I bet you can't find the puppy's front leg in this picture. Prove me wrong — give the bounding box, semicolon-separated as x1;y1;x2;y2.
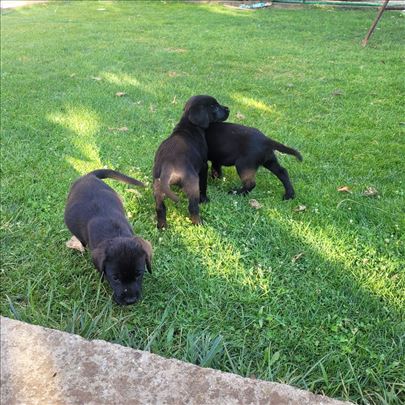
199;163;209;203
211;163;222;179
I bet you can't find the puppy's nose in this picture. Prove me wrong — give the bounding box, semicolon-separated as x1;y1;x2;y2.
124;296;139;305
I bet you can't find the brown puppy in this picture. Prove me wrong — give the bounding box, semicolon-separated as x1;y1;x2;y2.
205;123;302;199
153;95;229;229
64;169;152;305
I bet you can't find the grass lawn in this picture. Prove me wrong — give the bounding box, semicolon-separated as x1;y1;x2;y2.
1;1;404;403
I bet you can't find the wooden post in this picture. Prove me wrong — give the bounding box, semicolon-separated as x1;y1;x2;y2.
361;0;390;47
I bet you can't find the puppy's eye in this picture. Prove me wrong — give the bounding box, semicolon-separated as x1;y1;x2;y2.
112;275;119;282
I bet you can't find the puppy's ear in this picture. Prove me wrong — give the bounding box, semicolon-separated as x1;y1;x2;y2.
91;247;106;273
188;105;209;128
138;238;153;274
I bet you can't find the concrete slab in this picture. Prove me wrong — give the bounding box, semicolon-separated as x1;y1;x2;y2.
1;317;352;405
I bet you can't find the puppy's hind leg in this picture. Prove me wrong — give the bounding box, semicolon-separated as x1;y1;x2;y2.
263;157;295;200
184;176;202;225
153;180;167;229
230;159;257;196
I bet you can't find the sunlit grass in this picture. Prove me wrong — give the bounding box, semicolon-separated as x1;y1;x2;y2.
267;209;404;309
100;71;141;87
48;106;102;173
232;94;279;115
49;107;100;138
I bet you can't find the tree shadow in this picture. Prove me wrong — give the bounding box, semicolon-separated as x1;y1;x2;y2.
148;195;403;403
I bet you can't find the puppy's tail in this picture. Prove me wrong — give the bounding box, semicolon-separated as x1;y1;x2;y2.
268;140;303;161
89;169;145;187
154;177;179;203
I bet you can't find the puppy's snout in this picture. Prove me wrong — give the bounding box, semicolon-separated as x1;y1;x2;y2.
115;293;140;305
124;296;139;305
124;287;142;305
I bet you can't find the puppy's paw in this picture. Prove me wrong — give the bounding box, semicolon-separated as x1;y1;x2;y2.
157;221;167;230
199;195;210;204
66;236;85;252
228;189;248;196
190;215;203;226
283;193;295;200
211;169;222;179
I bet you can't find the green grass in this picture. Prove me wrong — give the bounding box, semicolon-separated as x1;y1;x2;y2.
1;1;404;403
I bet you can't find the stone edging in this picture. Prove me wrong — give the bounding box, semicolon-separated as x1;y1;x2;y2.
1;317;353;405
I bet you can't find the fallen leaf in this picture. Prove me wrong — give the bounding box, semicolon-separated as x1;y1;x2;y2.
115;91;126;97
294;205;307;212
249;199;263;209
332;89;344;96
149;104;156;113
236;112;245;120
171;95;177;104
337;186;352;193
66;236;85;252
363;186;379;197
91;76;102;81
69;73;76;78
97;8;106;11
168;71;178;77
286;83;294;88
292;252;305;263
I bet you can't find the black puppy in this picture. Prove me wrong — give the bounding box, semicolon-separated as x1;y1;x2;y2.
64;169;152;305
153;95;229;228
205;123;302;199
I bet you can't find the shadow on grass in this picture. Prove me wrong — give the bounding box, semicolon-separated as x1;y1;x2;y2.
147;197;403;403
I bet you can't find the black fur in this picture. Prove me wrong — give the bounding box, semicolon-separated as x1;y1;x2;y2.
64;169;152;305
153;95;229;228
205;123;302;199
